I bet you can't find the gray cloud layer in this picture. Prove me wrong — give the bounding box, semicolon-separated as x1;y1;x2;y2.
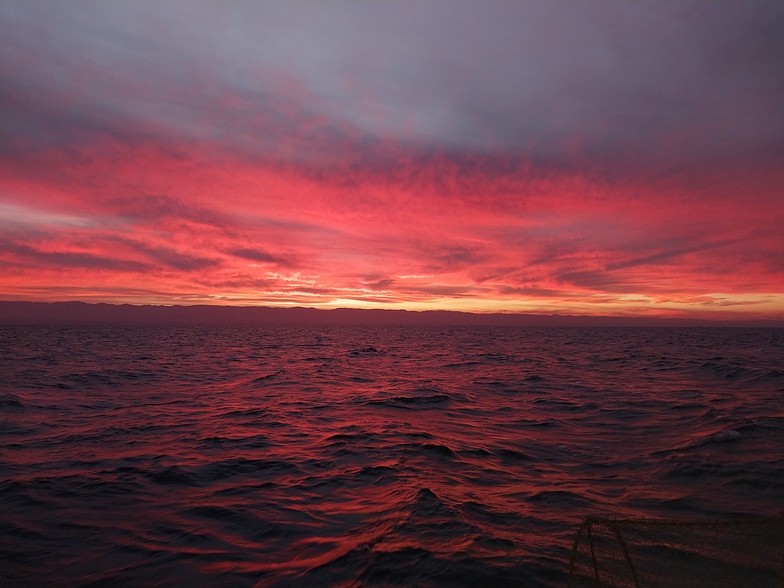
3;0;782;174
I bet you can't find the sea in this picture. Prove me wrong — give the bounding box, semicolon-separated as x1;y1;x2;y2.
1;325;783;587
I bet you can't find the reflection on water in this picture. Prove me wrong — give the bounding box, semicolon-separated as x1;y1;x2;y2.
1;326;783;586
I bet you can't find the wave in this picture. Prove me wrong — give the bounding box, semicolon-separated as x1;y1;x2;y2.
527;490;594;509
365;393;458;409
223;407;265;417
147;465;200;487
250;369;286;383
655;427;746;456
201;434;269;449
349;346;381;356
0;392;25;410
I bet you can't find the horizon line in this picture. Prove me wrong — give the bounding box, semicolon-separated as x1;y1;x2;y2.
1;301;782;327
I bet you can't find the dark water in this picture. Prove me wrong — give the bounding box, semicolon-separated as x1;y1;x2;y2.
1;326;783;587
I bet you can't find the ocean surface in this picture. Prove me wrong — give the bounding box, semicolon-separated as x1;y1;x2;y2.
1;325;783;587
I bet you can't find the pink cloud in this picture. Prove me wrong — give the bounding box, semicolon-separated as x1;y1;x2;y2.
2;122;782;318
1;2;782;317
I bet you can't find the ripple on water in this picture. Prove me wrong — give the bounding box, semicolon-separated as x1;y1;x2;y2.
1;325;782;587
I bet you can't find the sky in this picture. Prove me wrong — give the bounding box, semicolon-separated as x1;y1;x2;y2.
1;1;783;318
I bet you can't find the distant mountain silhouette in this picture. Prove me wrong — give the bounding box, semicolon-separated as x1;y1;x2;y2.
0;301;781;327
